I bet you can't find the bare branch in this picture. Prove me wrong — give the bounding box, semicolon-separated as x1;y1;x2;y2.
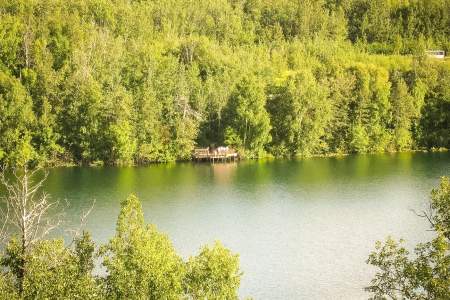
66;199;96;244
409;203;436;230
0;166;61;248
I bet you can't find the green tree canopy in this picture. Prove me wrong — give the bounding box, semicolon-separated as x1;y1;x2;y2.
367;177;450;299
223;75;271;157
185;241;241;299
0;0;448;166
101;194;185;299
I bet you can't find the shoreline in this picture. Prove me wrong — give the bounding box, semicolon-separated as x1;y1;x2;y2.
43;148;449;169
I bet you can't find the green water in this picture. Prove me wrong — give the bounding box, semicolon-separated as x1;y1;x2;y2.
44;152;449;299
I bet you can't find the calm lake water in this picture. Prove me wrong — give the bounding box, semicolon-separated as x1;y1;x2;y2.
44;152;449;299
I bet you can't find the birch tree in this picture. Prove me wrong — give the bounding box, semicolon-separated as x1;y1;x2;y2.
0;166;61;292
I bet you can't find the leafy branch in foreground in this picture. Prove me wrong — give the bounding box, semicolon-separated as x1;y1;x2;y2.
184;241;242;299
0;168;243;299
366;177;450;299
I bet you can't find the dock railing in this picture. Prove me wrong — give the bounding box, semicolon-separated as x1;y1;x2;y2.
193;147;239;162
193;148;210;159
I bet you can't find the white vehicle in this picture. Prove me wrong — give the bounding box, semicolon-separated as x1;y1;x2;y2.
425;50;445;59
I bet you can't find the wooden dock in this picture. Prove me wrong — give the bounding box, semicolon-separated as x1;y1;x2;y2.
193;147;239;163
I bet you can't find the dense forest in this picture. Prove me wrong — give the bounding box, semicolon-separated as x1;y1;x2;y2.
0;0;449;166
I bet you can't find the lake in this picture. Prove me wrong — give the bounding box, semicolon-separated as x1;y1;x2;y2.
44;152;450;299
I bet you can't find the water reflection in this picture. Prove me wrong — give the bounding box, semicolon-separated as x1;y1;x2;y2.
36;152;450;299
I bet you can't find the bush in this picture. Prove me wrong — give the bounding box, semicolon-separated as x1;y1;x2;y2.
100;194;185;299
185;241;242;299
367;177;450;299
0;192;242;299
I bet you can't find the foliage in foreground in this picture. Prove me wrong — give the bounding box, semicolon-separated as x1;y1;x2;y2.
185;241;241;299
367;177;450;299
0;195;242;299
